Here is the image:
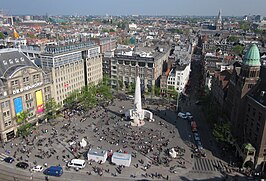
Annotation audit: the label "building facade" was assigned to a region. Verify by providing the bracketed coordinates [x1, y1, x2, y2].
[40, 41, 102, 105]
[225, 44, 263, 168]
[166, 63, 191, 94]
[0, 49, 52, 141]
[110, 47, 170, 90]
[91, 37, 117, 54]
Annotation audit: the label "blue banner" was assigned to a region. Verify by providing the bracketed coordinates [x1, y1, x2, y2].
[14, 97, 23, 115]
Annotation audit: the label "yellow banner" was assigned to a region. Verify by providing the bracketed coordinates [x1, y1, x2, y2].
[36, 90, 44, 113]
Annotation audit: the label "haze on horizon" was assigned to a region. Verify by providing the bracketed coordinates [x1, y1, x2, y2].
[1, 0, 266, 17]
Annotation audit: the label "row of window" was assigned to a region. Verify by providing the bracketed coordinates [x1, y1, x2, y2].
[2, 57, 25, 65]
[11, 74, 40, 86]
[55, 65, 83, 76]
[55, 74, 83, 83]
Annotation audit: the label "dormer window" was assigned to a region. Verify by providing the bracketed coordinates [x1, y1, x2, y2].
[9, 59, 13, 64]
[15, 58, 19, 63]
[20, 57, 24, 61]
[3, 60, 7, 65]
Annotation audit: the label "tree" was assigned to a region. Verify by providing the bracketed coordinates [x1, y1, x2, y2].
[28, 33, 36, 39]
[17, 123, 33, 137]
[102, 29, 109, 33]
[212, 122, 232, 143]
[117, 78, 124, 90]
[239, 21, 251, 31]
[117, 22, 127, 30]
[227, 36, 239, 43]
[128, 82, 135, 94]
[44, 98, 60, 120]
[109, 29, 115, 32]
[79, 84, 97, 110]
[64, 90, 80, 109]
[0, 32, 5, 40]
[233, 44, 244, 55]
[15, 111, 28, 125]
[97, 83, 112, 100]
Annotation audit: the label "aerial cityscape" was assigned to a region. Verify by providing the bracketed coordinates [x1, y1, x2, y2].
[0, 1, 266, 181]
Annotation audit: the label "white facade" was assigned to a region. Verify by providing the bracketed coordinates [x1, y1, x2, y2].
[111, 152, 131, 167]
[87, 148, 107, 163]
[167, 63, 191, 93]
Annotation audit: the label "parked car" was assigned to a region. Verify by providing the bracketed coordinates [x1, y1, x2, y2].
[196, 140, 203, 150]
[31, 165, 43, 172]
[67, 159, 86, 169]
[193, 132, 201, 141]
[16, 162, 29, 169]
[4, 157, 14, 163]
[178, 112, 187, 119]
[43, 166, 63, 177]
[185, 112, 192, 116]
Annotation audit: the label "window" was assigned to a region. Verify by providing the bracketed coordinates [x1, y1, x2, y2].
[5, 101, 8, 107]
[26, 102, 32, 108]
[25, 93, 32, 101]
[23, 77, 29, 83]
[3, 111, 10, 117]
[11, 80, 19, 86]
[1, 102, 5, 109]
[33, 74, 40, 81]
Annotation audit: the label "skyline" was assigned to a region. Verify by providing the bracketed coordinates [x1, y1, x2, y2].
[1, 0, 266, 17]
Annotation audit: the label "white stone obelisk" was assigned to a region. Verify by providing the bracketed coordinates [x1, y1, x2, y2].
[131, 76, 145, 126]
[125, 76, 154, 126]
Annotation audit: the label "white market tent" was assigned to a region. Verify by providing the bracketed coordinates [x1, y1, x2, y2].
[80, 138, 87, 148]
[87, 148, 107, 163]
[111, 152, 131, 167]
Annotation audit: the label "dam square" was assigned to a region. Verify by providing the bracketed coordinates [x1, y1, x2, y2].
[0, 1, 266, 180]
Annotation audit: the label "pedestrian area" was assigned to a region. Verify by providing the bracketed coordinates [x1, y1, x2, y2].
[0, 98, 195, 180]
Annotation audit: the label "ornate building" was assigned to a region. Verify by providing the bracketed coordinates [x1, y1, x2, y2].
[0, 49, 52, 141]
[225, 44, 264, 168]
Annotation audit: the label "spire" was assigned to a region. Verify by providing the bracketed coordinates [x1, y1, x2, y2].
[216, 9, 222, 30]
[218, 9, 222, 21]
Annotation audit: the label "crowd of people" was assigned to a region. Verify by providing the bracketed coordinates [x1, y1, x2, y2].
[0, 97, 192, 180]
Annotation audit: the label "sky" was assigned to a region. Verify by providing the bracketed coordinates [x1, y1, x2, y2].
[1, 0, 266, 16]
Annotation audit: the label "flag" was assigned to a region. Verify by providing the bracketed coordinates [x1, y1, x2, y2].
[13, 29, 19, 39]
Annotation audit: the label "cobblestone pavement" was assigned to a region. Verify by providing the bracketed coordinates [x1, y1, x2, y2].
[0, 97, 195, 181]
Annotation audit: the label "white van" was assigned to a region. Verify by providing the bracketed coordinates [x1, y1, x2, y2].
[67, 159, 86, 169]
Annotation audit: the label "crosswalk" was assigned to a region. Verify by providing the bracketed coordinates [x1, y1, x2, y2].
[191, 158, 228, 173]
[0, 152, 8, 161]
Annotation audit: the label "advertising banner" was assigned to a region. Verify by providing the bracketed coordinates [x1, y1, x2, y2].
[36, 90, 44, 113]
[14, 97, 23, 115]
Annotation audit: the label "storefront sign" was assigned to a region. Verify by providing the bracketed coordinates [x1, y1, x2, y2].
[13, 82, 43, 95]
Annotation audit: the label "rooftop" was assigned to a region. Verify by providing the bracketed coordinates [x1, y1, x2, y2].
[0, 48, 37, 78]
[243, 44, 261, 67]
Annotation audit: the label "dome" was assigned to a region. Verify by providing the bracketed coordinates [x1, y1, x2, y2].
[243, 44, 261, 67]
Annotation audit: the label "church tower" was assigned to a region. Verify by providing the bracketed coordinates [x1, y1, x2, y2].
[226, 44, 261, 141]
[216, 9, 222, 30]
